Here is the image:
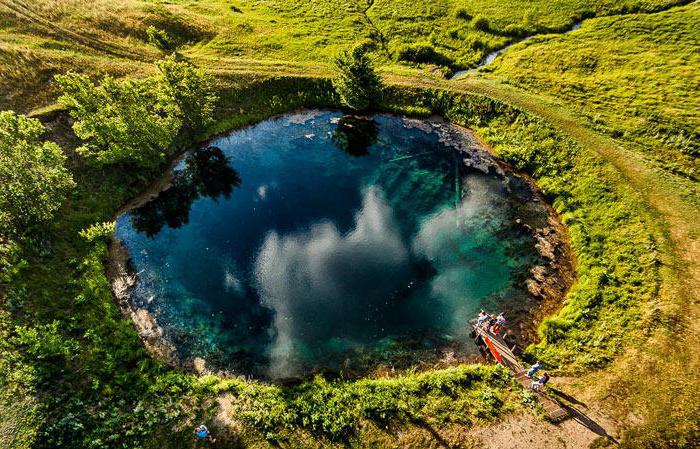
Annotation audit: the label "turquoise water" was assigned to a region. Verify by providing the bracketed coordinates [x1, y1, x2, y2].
[116, 111, 547, 378]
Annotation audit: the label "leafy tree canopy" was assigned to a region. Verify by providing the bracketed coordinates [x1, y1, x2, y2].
[157, 56, 218, 133]
[55, 59, 217, 168]
[55, 72, 182, 167]
[333, 45, 383, 112]
[0, 111, 74, 237]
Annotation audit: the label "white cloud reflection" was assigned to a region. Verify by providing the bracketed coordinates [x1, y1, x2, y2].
[253, 186, 409, 377]
[412, 177, 511, 332]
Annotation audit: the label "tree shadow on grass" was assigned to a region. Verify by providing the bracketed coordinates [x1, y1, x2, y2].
[411, 419, 452, 449]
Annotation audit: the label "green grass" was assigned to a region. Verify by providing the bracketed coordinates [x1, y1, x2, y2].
[487, 2, 700, 178]
[0, 0, 699, 448]
[1, 0, 692, 112]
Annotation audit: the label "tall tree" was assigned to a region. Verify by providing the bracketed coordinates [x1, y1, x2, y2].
[157, 56, 218, 133]
[333, 45, 383, 112]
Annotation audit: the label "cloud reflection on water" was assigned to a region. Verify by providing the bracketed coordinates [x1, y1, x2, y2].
[254, 177, 514, 377]
[254, 186, 410, 377]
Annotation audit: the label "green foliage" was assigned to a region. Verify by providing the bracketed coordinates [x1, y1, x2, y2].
[454, 8, 472, 20]
[157, 56, 218, 133]
[209, 364, 512, 441]
[78, 221, 115, 243]
[146, 26, 173, 51]
[56, 72, 182, 168]
[473, 15, 490, 31]
[333, 45, 383, 111]
[396, 44, 453, 67]
[0, 111, 74, 237]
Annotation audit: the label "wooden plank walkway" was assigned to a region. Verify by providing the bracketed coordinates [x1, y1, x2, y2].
[472, 323, 569, 421]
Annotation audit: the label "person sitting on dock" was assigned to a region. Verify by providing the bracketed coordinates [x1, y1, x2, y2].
[487, 314, 498, 331]
[531, 372, 550, 391]
[492, 313, 506, 334]
[526, 360, 542, 378]
[476, 310, 489, 327]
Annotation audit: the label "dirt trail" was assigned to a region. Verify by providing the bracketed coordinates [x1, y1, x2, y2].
[472, 408, 619, 449]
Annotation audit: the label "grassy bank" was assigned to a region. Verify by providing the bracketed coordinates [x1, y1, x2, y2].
[486, 2, 700, 179]
[1, 0, 698, 448]
[3, 74, 695, 447]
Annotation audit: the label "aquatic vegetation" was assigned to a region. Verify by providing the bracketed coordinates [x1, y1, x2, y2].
[117, 111, 549, 377]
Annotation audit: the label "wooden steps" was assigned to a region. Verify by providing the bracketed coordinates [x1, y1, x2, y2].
[472, 323, 569, 421]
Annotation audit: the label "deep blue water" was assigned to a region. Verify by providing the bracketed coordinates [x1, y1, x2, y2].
[116, 111, 547, 378]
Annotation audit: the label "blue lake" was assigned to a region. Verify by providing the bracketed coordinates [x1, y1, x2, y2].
[116, 111, 549, 378]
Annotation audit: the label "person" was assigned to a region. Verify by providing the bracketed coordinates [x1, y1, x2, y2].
[526, 360, 542, 378]
[195, 424, 216, 444]
[492, 313, 506, 334]
[531, 372, 550, 391]
[487, 315, 498, 331]
[476, 310, 489, 327]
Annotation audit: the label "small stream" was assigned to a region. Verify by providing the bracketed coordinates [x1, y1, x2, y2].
[451, 21, 582, 80]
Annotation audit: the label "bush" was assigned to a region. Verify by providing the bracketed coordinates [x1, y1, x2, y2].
[0, 111, 74, 237]
[56, 72, 182, 167]
[396, 44, 453, 67]
[473, 15, 490, 31]
[146, 25, 173, 51]
[333, 44, 383, 112]
[503, 23, 528, 37]
[78, 221, 115, 243]
[454, 8, 472, 20]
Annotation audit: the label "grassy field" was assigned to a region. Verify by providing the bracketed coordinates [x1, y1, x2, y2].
[0, 0, 698, 448]
[486, 2, 700, 179]
[0, 0, 692, 111]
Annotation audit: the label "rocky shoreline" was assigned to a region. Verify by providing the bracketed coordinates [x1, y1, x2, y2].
[105, 111, 575, 378]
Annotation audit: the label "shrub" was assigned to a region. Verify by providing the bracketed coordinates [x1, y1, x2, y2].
[333, 44, 383, 111]
[157, 56, 218, 133]
[473, 15, 490, 31]
[56, 72, 182, 167]
[539, 316, 574, 343]
[78, 221, 115, 242]
[396, 44, 453, 67]
[503, 23, 528, 37]
[146, 25, 173, 51]
[0, 111, 74, 237]
[454, 8, 472, 20]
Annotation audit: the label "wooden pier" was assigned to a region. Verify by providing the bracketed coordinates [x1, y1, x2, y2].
[472, 323, 569, 421]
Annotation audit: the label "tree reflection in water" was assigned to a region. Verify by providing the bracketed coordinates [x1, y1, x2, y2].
[131, 146, 241, 237]
[332, 115, 378, 157]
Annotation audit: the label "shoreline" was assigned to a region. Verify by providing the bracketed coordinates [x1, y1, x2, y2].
[105, 110, 575, 381]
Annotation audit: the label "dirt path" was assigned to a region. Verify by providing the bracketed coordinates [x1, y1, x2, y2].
[472, 408, 619, 449]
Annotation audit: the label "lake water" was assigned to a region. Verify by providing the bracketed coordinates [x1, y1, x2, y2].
[115, 111, 549, 378]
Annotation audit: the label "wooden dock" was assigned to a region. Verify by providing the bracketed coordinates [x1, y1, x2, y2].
[472, 323, 569, 421]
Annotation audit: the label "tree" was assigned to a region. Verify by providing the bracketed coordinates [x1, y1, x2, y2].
[333, 45, 383, 112]
[55, 72, 182, 167]
[157, 56, 218, 133]
[0, 111, 75, 236]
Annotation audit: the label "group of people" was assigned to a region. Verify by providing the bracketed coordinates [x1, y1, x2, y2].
[526, 360, 550, 391]
[474, 311, 551, 392]
[475, 310, 507, 335]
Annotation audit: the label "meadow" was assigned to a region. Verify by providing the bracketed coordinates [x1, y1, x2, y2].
[0, 0, 698, 448]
